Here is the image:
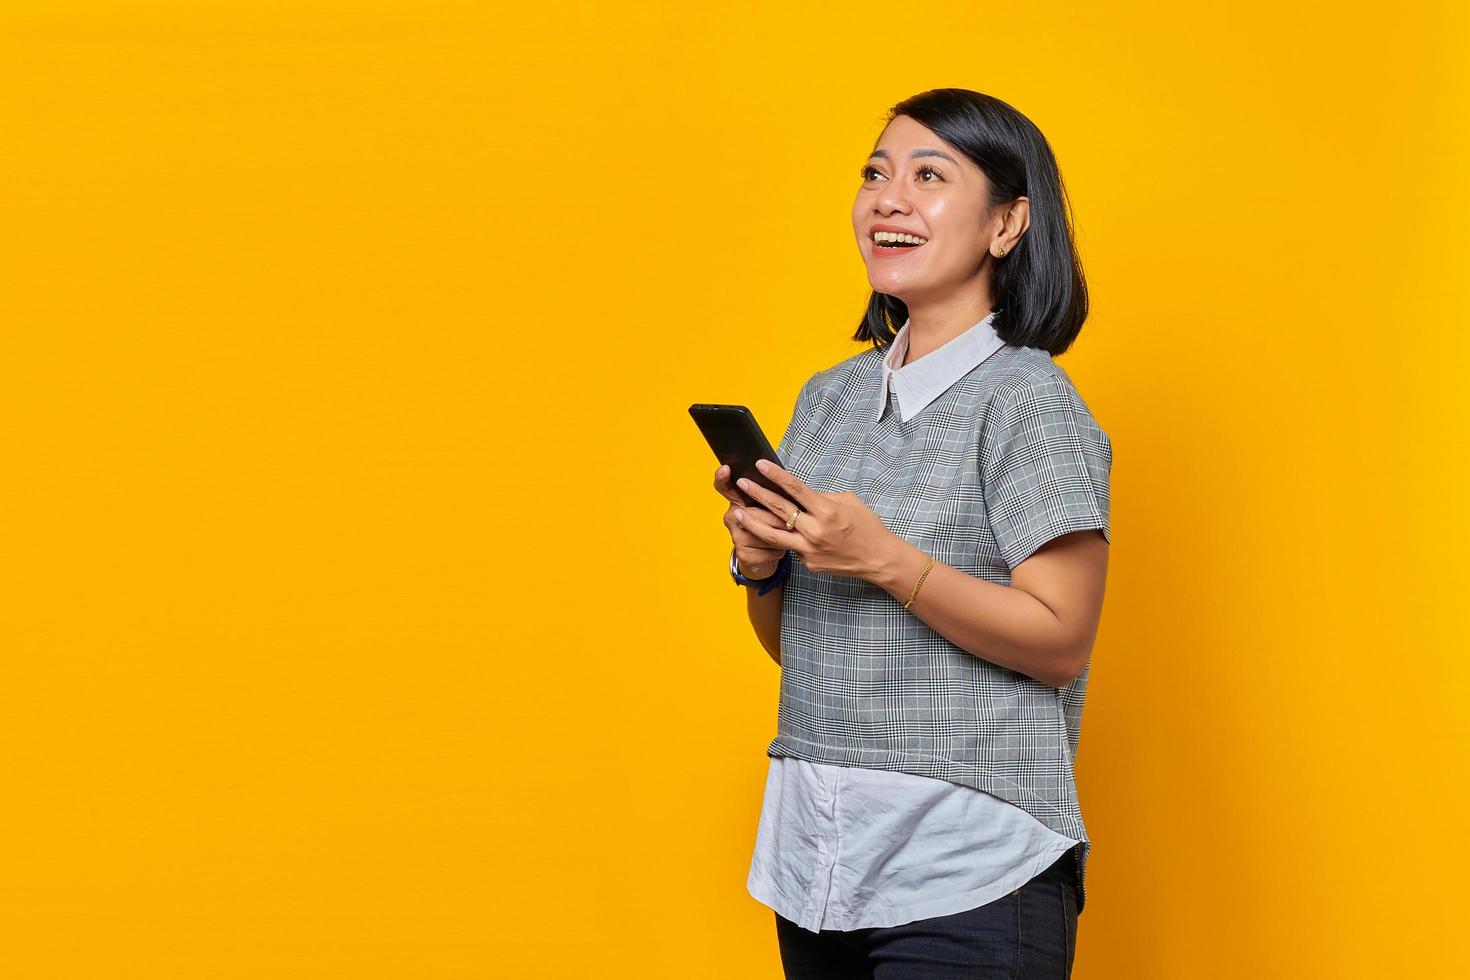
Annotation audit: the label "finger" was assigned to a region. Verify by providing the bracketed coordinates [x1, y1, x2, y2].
[730, 501, 785, 535]
[754, 459, 823, 514]
[713, 464, 745, 506]
[736, 507, 804, 551]
[736, 474, 798, 521]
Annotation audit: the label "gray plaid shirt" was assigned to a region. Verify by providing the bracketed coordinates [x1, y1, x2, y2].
[769, 321, 1112, 913]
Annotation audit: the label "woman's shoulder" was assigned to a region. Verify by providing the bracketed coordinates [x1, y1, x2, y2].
[978, 346, 1109, 444]
[975, 343, 1068, 388]
[975, 345, 1099, 408]
[801, 346, 885, 399]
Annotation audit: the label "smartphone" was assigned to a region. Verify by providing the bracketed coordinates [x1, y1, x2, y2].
[689, 403, 786, 508]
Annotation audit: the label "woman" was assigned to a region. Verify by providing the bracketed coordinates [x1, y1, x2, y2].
[712, 89, 1112, 978]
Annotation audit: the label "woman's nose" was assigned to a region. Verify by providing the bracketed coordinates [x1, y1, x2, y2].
[877, 187, 912, 214]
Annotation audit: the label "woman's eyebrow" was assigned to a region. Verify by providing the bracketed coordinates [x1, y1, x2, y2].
[867, 148, 958, 164]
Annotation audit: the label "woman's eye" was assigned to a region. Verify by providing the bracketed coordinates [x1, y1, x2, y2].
[860, 164, 943, 182]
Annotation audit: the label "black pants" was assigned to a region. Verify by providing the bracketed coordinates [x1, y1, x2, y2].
[774, 845, 1080, 979]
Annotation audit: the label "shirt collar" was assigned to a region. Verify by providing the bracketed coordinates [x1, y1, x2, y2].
[875, 310, 1005, 423]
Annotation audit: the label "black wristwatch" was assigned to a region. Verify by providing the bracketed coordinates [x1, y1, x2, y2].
[730, 548, 792, 596]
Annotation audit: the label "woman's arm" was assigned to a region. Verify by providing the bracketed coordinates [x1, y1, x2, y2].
[743, 568, 784, 666]
[868, 529, 1108, 688]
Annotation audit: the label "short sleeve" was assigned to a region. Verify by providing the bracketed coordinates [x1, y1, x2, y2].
[981, 371, 1112, 571]
[775, 372, 819, 464]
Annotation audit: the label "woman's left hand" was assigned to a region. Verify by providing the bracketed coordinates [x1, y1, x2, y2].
[734, 458, 899, 581]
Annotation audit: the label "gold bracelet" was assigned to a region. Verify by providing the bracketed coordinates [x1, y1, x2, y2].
[903, 555, 937, 610]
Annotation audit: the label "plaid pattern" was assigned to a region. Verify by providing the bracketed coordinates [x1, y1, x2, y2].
[768, 341, 1112, 914]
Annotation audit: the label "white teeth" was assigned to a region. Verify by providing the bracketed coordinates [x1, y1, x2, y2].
[874, 230, 927, 245]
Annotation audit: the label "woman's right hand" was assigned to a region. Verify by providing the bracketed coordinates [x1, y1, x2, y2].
[714, 463, 788, 579]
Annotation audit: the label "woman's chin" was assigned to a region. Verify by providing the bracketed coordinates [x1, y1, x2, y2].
[866, 273, 922, 300]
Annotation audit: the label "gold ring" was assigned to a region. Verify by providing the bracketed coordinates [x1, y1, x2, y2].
[786, 509, 801, 531]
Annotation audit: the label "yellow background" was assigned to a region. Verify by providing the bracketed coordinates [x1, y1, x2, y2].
[3, 2, 1466, 976]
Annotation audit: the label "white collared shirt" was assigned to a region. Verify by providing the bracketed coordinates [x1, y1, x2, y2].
[745, 308, 1083, 933]
[877, 310, 1007, 422]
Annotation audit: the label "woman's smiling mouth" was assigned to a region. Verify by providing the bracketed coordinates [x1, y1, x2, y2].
[870, 225, 928, 258]
[872, 235, 927, 258]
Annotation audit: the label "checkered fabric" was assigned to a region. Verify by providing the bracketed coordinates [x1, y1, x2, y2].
[767, 341, 1112, 914]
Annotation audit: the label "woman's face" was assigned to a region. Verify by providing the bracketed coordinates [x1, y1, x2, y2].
[851, 115, 998, 305]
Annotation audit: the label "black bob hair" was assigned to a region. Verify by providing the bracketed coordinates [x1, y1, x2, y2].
[855, 88, 1089, 358]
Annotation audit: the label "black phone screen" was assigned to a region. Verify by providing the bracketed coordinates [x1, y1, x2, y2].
[688, 403, 786, 507]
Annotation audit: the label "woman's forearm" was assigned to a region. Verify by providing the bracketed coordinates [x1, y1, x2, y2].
[743, 564, 784, 666]
[867, 537, 1082, 688]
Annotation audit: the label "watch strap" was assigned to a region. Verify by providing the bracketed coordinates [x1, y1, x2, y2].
[730, 548, 793, 596]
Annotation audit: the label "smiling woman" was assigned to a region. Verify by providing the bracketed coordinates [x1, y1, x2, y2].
[712, 87, 1110, 980]
[851, 95, 1090, 357]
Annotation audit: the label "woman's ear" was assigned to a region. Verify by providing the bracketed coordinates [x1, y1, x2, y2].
[994, 196, 1030, 254]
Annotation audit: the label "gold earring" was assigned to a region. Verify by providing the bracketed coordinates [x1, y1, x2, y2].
[993, 246, 1007, 257]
